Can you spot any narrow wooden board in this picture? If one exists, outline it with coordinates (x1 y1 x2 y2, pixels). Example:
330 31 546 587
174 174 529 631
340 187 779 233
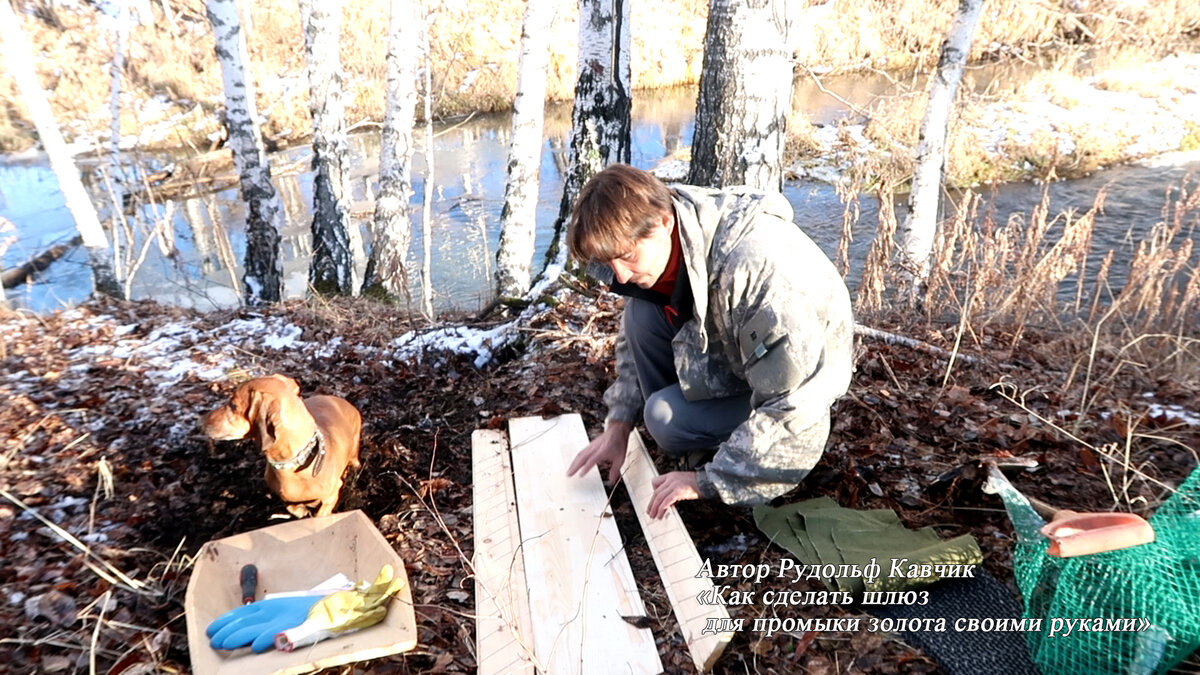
508 415 662 675
621 430 734 672
471 429 537 675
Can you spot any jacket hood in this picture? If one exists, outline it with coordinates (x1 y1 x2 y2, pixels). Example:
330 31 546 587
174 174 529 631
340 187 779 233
670 184 795 349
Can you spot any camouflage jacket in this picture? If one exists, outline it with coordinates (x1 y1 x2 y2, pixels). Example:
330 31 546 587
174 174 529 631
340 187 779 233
604 185 854 505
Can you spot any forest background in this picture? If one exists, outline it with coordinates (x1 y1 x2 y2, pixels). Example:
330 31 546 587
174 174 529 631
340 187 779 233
4 0 1199 173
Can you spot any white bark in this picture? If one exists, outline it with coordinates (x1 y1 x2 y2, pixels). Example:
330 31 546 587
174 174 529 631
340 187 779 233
0 1 122 298
206 0 284 305
899 0 987 282
688 0 792 191
550 0 632 265
364 0 420 302
0 218 14 307
182 197 215 274
495 0 557 299
159 0 178 31
299 0 355 295
202 192 243 293
420 22 435 319
108 0 130 170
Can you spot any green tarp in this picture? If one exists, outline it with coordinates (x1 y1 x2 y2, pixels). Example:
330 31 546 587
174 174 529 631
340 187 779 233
754 497 982 596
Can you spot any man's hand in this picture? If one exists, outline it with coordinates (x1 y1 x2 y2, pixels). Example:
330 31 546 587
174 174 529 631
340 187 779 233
567 421 631 485
647 471 700 519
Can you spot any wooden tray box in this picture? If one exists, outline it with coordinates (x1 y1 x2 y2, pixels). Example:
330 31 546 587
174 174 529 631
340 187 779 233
184 510 417 675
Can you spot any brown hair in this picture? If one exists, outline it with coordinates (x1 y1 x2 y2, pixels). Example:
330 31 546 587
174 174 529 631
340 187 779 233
567 164 674 263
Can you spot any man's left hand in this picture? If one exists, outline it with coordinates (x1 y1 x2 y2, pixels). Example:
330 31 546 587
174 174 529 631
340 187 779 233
648 471 700 519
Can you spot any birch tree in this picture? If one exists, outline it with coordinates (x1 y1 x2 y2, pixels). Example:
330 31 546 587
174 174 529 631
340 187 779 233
363 0 419 302
206 0 284 305
494 0 556 299
0 0 122 298
108 0 130 174
687 0 793 191
549 0 632 265
300 0 355 295
419 20 435 319
898 0 987 285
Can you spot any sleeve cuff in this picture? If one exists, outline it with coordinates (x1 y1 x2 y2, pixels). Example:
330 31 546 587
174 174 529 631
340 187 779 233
605 406 639 427
695 468 720 500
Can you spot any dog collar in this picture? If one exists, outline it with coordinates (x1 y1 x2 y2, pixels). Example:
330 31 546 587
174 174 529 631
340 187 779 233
268 428 326 476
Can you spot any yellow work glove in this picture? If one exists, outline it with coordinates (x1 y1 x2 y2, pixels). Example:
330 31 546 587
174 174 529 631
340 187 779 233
273 564 406 652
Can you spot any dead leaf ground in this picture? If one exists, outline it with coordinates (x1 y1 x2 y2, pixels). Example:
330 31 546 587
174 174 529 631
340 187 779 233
1 292 1196 674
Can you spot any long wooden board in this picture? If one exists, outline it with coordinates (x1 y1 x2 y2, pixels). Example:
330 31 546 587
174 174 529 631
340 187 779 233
508 415 662 675
471 429 537 675
621 430 734 672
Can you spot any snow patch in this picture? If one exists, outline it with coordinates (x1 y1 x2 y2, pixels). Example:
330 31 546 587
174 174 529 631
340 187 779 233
47 312 338 390
49 496 90 511
391 265 569 369
393 323 513 369
263 323 303 350
1147 404 1200 427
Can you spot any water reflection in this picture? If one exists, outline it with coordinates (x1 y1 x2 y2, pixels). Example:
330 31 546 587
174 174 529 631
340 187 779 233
2 75 1198 315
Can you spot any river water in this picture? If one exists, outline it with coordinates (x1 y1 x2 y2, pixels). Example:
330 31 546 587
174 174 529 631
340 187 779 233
1 70 1198 315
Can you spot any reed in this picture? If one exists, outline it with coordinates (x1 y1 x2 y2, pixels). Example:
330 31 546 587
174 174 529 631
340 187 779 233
854 172 1200 405
852 175 1198 510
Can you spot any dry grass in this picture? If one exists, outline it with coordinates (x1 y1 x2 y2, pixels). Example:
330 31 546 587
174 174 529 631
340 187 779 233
792 0 1057 72
852 174 1200 515
2 0 1198 152
854 172 1200 389
790 0 1200 72
859 42 1200 190
0 0 708 151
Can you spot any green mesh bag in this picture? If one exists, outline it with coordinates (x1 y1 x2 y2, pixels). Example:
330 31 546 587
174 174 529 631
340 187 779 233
990 465 1200 674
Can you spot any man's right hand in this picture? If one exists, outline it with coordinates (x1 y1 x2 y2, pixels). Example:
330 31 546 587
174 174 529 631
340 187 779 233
566 421 631 485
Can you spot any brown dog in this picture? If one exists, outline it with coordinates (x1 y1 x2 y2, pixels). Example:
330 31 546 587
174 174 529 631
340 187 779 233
202 374 362 518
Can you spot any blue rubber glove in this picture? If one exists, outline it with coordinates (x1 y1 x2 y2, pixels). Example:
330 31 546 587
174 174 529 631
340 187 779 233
206 595 324 653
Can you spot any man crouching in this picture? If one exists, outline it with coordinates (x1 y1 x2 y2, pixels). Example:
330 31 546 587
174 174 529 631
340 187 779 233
565 164 854 518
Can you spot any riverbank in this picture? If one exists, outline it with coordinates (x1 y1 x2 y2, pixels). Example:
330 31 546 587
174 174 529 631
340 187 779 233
2 0 1199 190
770 51 1200 188
1 290 1196 674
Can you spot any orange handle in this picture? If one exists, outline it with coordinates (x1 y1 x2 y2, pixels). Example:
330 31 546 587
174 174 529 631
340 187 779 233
1039 511 1155 557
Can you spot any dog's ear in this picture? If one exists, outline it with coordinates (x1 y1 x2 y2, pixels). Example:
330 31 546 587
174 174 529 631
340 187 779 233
229 383 252 418
262 397 284 446
271 374 301 396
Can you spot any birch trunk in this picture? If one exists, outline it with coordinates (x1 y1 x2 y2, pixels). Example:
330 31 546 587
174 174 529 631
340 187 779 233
363 0 420 302
206 0 284 305
549 0 632 267
494 0 556 299
688 0 792 191
0 1 122 298
420 22 435 319
108 0 130 173
182 198 215 274
300 0 355 295
899 0 986 284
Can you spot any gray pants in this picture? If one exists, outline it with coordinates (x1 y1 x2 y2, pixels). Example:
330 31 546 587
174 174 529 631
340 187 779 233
624 298 752 456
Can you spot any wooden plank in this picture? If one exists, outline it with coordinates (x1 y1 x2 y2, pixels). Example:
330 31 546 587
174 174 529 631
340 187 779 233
509 415 663 675
621 430 734 672
471 429 537 675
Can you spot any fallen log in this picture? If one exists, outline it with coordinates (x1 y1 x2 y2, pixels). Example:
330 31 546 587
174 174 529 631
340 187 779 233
2 236 82 289
854 322 982 365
